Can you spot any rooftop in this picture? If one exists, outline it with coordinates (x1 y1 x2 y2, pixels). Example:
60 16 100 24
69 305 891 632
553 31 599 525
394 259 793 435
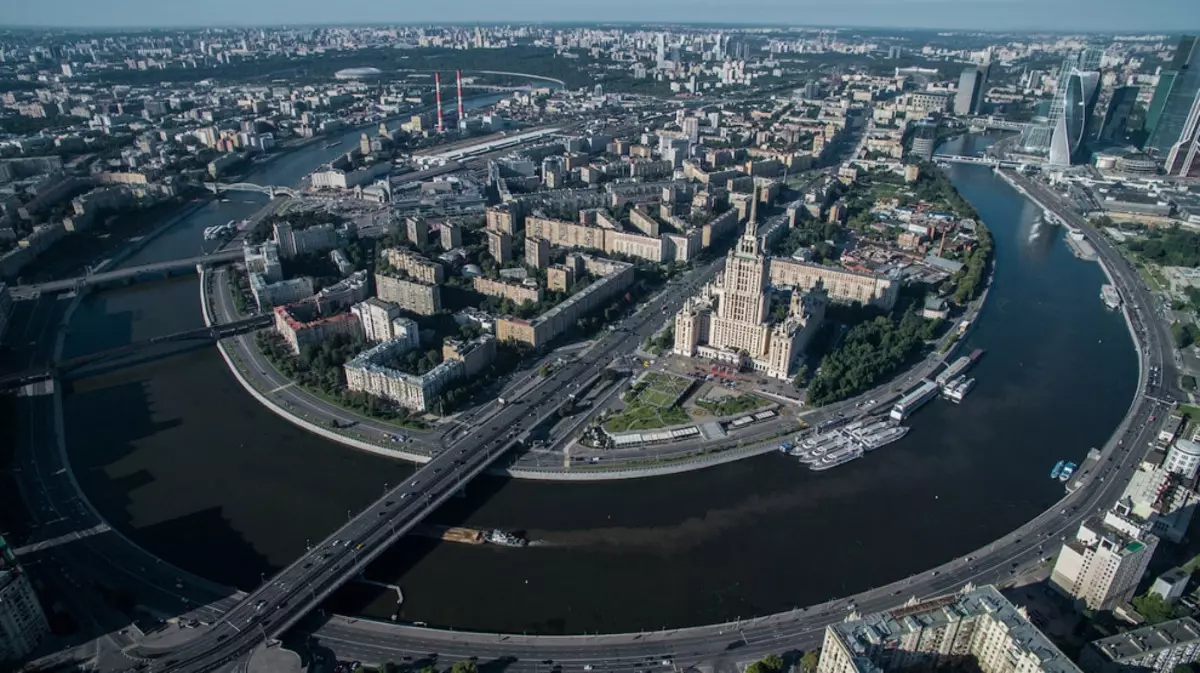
1091 617 1200 662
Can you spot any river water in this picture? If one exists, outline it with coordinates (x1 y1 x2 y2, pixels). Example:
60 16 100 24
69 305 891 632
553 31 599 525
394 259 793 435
56 132 1137 635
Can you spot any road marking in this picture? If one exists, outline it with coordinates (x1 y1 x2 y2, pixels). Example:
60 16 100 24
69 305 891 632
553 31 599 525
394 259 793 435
270 382 295 394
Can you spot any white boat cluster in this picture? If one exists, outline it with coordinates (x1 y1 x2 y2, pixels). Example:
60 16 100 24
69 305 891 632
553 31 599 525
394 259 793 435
790 418 911 472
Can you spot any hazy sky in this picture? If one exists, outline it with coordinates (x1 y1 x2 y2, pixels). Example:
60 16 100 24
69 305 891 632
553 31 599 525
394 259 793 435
4 0 1200 32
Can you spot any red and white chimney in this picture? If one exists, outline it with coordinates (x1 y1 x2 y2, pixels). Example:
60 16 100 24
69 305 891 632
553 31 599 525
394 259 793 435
435 72 445 133
456 70 465 125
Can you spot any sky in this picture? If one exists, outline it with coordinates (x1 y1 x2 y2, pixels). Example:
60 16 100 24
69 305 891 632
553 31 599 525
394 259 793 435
3 0 1199 32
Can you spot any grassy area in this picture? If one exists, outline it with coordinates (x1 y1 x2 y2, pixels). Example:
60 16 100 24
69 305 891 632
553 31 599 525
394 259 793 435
634 372 693 408
695 394 770 417
1177 404 1200 424
602 403 691 433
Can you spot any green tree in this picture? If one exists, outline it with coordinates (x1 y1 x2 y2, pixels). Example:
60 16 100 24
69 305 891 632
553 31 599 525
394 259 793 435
1132 591 1185 624
800 650 821 673
451 663 479 673
746 654 785 673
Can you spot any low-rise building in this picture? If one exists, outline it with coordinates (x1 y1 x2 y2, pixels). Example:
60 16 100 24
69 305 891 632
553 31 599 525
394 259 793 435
375 273 441 315
1080 617 1200 673
1120 464 1200 543
273 300 362 354
817 585 1078 673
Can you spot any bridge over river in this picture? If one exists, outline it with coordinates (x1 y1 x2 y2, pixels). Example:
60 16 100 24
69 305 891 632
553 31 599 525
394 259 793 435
9 249 242 298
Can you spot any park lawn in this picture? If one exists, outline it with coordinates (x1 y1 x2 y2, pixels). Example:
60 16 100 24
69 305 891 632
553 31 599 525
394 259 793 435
696 394 769 417
603 402 691 433
1177 404 1200 424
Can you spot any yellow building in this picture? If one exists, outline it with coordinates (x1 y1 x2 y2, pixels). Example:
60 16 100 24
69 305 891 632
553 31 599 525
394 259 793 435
374 273 441 315
383 248 444 284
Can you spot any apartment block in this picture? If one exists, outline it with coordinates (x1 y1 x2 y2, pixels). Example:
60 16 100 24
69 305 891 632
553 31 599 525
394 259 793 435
405 217 428 247
606 229 666 263
1080 617 1200 673
344 334 495 412
769 257 899 310
496 256 633 348
817 586 1079 673
0 537 49 663
273 221 339 258
547 264 574 292
440 222 462 250
374 273 441 316
383 248 445 284
525 236 551 269
273 300 363 354
352 298 402 343
1050 502 1160 611
487 230 513 265
485 204 521 234
473 277 541 305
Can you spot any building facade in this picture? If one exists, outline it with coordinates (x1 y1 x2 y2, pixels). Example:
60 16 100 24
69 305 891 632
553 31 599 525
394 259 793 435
817 585 1079 673
1145 36 1200 176
473 277 541 305
1050 502 1160 611
374 273 441 316
273 300 363 354
1080 617 1200 673
383 248 445 284
0 537 49 664
344 334 495 412
495 257 633 348
273 221 340 259
1049 69 1101 166
487 230 513 265
768 257 898 309
352 298 402 343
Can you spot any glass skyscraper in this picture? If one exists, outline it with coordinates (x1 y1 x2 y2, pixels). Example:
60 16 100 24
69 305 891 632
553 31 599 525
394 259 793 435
1049 70 1101 165
1021 47 1103 156
1144 35 1200 176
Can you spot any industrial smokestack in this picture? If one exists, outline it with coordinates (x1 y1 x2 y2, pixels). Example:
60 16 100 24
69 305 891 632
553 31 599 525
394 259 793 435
435 72 445 133
456 70 465 125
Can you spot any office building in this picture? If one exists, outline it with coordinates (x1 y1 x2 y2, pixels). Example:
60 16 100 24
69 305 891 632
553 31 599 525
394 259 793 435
1050 501 1159 611
1098 86 1140 144
817 585 1079 673
954 67 986 116
487 230 512 265
909 121 938 161
1145 36 1200 176
673 216 827 381
0 284 12 344
374 273 441 316
1080 617 1200 673
1023 48 1103 154
1049 69 1101 165
0 537 49 663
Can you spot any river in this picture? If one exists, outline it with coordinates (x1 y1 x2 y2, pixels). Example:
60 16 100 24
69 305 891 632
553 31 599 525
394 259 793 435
55 132 1138 635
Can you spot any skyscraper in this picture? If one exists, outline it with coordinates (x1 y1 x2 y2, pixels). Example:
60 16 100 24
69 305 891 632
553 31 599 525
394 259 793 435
1049 69 1101 165
954 67 983 116
1145 36 1200 160
1022 47 1103 155
1098 85 1140 144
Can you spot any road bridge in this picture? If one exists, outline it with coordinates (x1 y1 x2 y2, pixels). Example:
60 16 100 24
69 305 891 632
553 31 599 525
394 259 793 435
204 182 298 199
966 117 1028 132
934 154 1023 169
0 314 272 389
10 249 242 298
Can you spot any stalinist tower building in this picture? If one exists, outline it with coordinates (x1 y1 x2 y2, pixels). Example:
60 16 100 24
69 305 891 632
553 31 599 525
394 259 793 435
673 189 826 380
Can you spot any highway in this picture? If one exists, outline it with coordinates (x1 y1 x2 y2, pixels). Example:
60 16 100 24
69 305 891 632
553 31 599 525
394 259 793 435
158 245 735 672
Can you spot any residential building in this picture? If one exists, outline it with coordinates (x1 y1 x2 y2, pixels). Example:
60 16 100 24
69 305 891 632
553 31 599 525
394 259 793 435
352 298 402 343
273 300 362 354
547 264 574 292
672 218 826 381
344 334 496 412
1150 568 1191 603
313 270 369 314
250 275 313 311
374 273 441 316
440 222 462 250
487 230 513 265
383 248 445 284
0 284 11 343
273 221 339 259
909 121 938 162
525 236 551 269
769 257 898 309
1080 617 1200 673
816 585 1079 673
1164 438 1200 479
486 204 521 234
0 537 49 663
1050 502 1159 611
473 277 541 305
405 217 429 247
496 256 633 348
1119 463 1200 543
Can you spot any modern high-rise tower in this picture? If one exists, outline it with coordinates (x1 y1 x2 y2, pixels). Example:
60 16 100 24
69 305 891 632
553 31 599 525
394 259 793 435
1098 85 1140 144
1145 36 1200 161
1022 47 1103 155
954 67 984 116
1049 69 1101 165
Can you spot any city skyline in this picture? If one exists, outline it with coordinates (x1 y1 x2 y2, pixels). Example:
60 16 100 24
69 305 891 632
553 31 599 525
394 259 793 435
4 0 1200 32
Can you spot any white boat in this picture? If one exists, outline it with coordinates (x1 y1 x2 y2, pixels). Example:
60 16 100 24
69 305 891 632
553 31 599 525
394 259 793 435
850 420 893 437
811 446 864 471
943 377 976 403
799 437 848 463
890 380 939 421
862 426 910 451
